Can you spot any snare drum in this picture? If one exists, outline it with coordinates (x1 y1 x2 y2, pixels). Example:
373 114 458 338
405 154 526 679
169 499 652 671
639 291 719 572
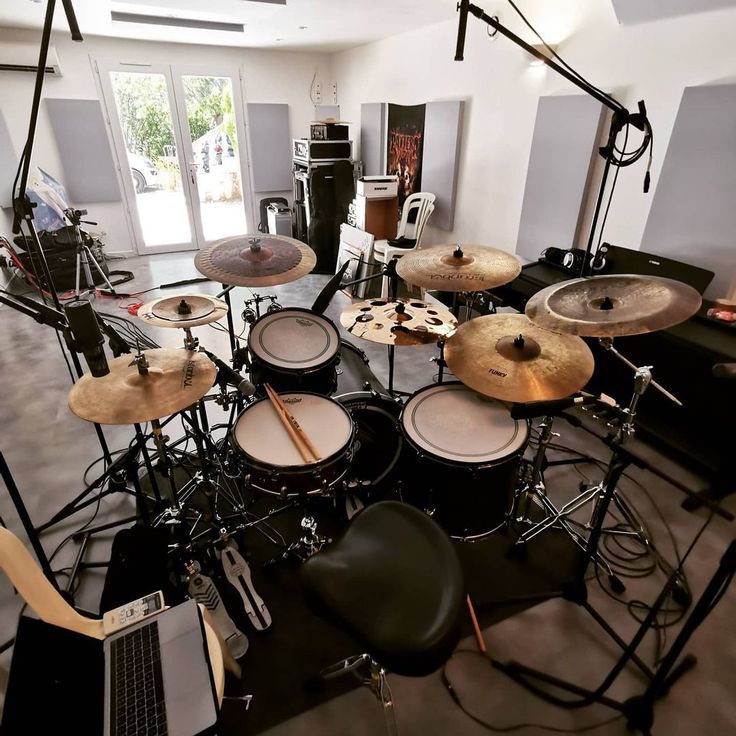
400 382 529 540
248 308 341 395
232 392 355 497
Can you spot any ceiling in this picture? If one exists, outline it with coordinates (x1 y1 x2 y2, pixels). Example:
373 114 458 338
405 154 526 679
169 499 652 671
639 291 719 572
0 0 456 53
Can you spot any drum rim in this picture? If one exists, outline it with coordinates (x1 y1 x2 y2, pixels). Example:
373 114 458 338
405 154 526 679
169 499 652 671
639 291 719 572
248 307 341 371
400 381 530 467
232 391 355 472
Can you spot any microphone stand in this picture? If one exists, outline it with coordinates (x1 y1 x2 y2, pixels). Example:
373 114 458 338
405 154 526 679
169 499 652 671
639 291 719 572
7 0 111 465
457 3 651 277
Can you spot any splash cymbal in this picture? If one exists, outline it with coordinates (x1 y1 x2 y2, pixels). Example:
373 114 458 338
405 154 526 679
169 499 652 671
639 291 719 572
68 348 216 425
444 313 594 402
194 234 316 287
138 294 228 328
525 274 702 337
396 244 522 292
340 298 457 346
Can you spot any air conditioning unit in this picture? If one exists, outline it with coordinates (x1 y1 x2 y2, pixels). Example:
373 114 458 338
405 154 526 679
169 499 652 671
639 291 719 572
0 44 62 76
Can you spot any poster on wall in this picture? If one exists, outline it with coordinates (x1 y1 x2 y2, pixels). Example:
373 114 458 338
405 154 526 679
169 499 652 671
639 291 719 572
386 103 426 208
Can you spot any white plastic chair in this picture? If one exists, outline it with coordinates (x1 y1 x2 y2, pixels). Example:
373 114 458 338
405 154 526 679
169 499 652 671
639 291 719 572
373 192 436 298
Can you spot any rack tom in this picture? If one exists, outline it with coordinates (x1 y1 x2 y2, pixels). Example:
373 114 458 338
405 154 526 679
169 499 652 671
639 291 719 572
247 308 341 394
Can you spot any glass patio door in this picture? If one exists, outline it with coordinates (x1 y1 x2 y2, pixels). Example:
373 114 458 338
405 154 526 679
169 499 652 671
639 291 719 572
97 61 252 254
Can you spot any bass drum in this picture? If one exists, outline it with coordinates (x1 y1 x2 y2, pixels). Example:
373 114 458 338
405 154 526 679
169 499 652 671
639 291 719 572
248 308 341 395
400 382 529 540
335 340 403 494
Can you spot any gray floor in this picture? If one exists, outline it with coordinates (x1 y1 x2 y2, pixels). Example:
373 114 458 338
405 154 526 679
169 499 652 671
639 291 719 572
1 252 735 735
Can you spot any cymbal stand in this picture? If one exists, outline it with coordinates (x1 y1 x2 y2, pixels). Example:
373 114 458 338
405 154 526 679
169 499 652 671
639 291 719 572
509 415 619 585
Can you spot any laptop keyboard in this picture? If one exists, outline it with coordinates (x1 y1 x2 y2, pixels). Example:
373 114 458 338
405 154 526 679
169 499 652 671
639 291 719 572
110 620 168 736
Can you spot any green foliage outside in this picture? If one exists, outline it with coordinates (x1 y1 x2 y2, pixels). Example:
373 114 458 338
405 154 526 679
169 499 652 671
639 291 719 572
110 72 238 161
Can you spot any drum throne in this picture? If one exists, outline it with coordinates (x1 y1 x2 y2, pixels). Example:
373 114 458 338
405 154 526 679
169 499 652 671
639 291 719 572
301 501 464 735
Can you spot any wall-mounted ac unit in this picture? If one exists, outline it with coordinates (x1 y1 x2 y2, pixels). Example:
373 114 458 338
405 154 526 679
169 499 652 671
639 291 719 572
0 44 62 76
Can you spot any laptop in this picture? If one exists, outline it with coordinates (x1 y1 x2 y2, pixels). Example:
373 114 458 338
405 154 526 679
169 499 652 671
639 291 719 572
1 598 218 736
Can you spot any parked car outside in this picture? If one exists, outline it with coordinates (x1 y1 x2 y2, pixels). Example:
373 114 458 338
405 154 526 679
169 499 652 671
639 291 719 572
128 152 159 193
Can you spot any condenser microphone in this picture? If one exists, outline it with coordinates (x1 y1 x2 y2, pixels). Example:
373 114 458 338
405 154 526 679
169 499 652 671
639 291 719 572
64 299 110 377
203 350 256 397
455 0 470 61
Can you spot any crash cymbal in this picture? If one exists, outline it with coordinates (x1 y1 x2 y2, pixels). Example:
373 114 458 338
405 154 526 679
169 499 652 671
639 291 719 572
525 274 702 337
138 294 228 328
445 313 594 402
340 297 457 346
194 234 316 287
396 244 521 292
68 348 216 425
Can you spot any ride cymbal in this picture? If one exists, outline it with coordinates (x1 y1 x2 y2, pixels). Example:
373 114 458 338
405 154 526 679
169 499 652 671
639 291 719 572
396 244 521 292
340 298 457 346
525 274 702 337
139 294 228 328
194 234 316 287
444 313 594 402
68 348 216 425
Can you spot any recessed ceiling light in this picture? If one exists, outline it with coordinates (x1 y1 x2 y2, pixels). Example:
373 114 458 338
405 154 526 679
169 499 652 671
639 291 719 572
275 37 284 41
298 25 308 30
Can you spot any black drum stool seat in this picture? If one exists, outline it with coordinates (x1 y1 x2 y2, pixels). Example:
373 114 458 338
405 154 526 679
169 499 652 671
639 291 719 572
301 501 464 734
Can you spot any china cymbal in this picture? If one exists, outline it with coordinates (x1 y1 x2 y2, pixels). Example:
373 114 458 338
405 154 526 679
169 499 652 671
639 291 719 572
445 314 594 402
396 244 522 292
68 348 216 425
525 274 702 337
194 234 316 287
340 298 457 346
138 294 228 328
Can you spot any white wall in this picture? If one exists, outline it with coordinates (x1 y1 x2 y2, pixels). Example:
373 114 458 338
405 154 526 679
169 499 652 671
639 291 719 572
332 0 736 263
0 28 332 253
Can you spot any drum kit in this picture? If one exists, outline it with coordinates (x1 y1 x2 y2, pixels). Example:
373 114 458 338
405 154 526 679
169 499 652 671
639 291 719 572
66 233 702 619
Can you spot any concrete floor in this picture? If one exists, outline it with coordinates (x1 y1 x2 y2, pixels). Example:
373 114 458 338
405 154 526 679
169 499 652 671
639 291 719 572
1 251 735 735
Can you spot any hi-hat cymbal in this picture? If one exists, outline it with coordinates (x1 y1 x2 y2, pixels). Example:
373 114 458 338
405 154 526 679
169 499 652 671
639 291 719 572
445 314 594 402
194 234 316 287
340 298 457 346
396 244 522 292
68 348 216 425
525 274 702 337
138 294 228 328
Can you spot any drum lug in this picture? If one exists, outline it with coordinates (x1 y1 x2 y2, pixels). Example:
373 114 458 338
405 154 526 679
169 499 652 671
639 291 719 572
279 485 289 501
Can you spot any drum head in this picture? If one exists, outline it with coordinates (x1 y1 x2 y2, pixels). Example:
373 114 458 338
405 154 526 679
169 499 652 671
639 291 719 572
234 393 353 467
401 383 528 464
249 309 340 370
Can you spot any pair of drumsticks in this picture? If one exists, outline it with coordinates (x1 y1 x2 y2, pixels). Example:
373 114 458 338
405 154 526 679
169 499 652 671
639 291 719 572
264 384 321 464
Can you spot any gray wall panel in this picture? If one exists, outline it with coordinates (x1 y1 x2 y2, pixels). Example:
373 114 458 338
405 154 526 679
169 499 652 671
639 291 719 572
612 0 736 25
45 98 121 203
422 100 464 231
0 111 17 209
516 94 604 261
246 103 291 192
360 103 386 176
641 83 736 298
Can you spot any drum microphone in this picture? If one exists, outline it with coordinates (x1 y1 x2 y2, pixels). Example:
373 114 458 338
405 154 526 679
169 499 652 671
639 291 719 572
202 350 255 397
64 299 110 377
510 393 616 420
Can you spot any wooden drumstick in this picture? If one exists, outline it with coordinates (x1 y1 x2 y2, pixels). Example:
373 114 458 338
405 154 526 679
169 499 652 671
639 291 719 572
264 384 322 461
264 386 312 463
466 594 487 654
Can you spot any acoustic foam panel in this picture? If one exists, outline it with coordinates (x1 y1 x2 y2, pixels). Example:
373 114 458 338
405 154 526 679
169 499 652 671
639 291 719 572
0 111 17 208
246 103 291 192
641 83 736 299
44 98 121 203
516 94 604 262
360 103 386 177
611 0 736 25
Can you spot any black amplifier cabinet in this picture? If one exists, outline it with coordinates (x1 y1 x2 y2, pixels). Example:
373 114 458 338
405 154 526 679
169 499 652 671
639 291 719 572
293 138 352 164
485 262 736 488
